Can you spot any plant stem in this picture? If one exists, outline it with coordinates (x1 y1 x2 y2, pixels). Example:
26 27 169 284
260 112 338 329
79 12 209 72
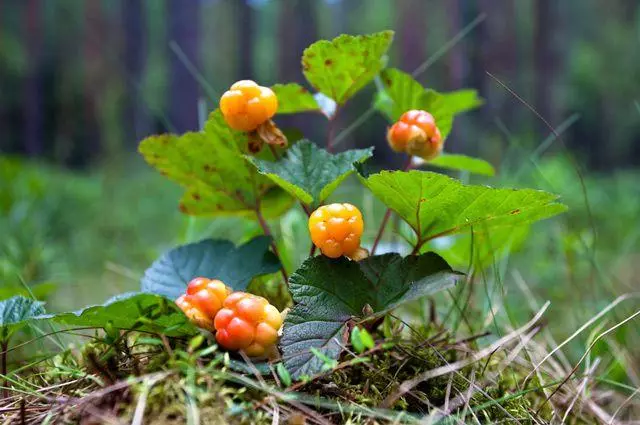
371 156 414 256
255 207 288 283
326 108 340 152
371 209 392 255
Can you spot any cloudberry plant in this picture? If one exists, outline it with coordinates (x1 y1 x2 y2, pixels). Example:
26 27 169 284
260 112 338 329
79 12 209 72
387 109 443 160
220 80 278 131
214 292 283 357
309 203 364 258
175 277 232 331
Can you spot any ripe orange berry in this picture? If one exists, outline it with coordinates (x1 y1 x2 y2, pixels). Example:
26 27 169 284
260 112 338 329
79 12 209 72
220 80 278 132
386 110 443 160
214 292 283 357
309 203 364 258
175 277 232 331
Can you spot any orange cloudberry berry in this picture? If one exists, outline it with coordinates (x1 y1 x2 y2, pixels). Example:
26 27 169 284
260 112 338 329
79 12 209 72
214 292 283 357
220 80 278 132
175 277 232 331
386 110 443 160
309 203 364 259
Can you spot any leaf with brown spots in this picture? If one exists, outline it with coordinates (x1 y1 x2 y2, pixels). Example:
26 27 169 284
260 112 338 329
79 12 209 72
271 83 321 115
302 31 394 105
139 110 293 219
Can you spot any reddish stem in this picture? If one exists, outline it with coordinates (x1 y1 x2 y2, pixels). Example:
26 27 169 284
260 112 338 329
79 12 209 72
371 156 414 255
255 208 288 283
371 209 392 255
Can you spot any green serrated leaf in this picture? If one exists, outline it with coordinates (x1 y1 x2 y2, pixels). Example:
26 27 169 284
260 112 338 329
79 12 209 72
280 252 457 378
141 236 281 300
0 296 46 341
302 31 394 105
376 68 483 140
139 110 293 219
436 225 530 270
359 169 567 243
249 140 373 205
35 293 196 337
271 83 320 114
426 153 496 176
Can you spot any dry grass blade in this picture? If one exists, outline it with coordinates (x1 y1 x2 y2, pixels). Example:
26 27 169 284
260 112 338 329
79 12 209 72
536 308 640 415
381 302 550 408
524 293 640 386
561 358 601 423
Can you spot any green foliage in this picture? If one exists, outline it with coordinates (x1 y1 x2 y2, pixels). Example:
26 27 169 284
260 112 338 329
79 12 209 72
426 153 496 176
281 253 458 378
0 296 45 341
39 293 195 337
375 68 483 139
141 236 281 300
359 169 567 244
139 110 293 219
249 140 372 206
302 31 394 105
271 83 321 114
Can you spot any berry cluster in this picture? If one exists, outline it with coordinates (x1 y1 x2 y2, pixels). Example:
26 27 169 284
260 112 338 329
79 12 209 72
309 203 364 259
176 277 283 358
387 110 443 160
220 80 278 132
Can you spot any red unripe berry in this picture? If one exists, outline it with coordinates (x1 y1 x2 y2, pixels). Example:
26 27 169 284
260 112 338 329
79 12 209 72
387 110 443 160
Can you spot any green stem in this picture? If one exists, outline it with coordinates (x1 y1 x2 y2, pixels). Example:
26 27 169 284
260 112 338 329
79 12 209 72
255 207 288 283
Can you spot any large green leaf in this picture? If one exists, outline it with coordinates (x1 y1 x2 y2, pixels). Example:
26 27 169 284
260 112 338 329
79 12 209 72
281 253 458 378
139 110 293 219
271 83 320 114
359 169 567 244
248 140 373 205
302 31 394 105
375 68 483 139
426 153 496 176
0 296 46 341
436 225 530 270
36 293 195 337
141 236 280 300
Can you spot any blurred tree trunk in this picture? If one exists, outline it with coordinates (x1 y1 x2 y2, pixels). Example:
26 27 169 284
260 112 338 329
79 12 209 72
533 0 557 126
122 0 150 144
168 0 199 132
83 0 104 163
278 0 317 83
23 0 43 156
397 0 426 73
236 0 254 79
277 0 319 142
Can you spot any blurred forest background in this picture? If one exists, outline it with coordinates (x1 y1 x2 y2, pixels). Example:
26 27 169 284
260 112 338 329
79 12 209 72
1 0 640 169
1 0 639 367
